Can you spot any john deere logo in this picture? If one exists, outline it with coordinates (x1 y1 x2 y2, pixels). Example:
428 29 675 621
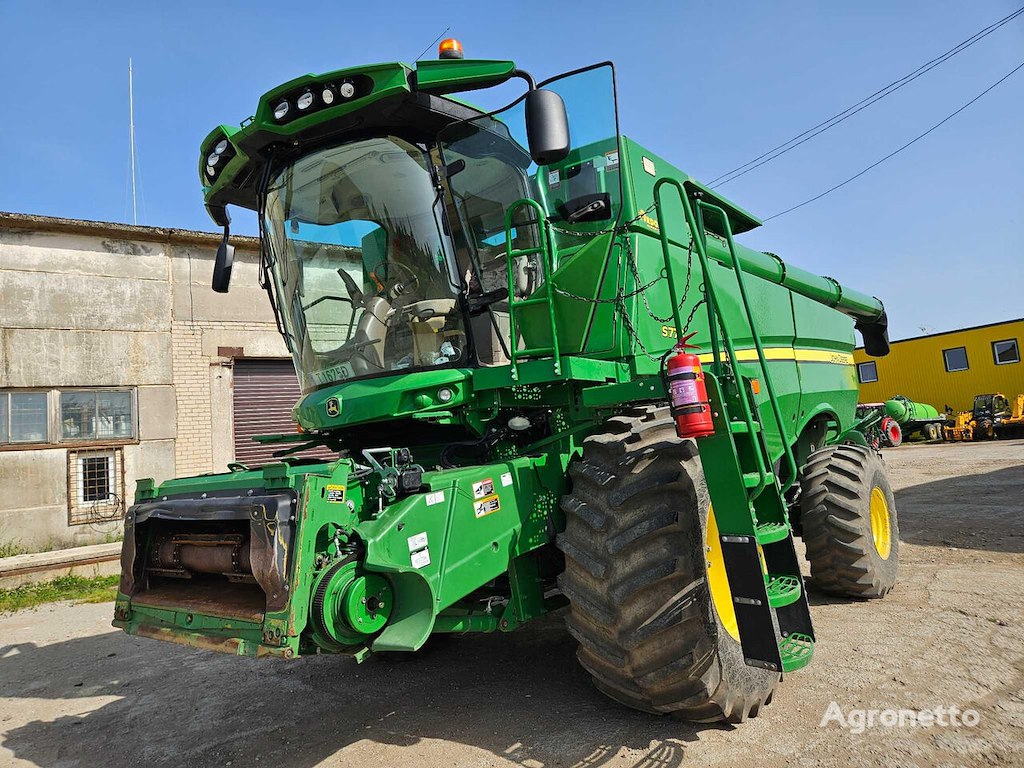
325 397 340 417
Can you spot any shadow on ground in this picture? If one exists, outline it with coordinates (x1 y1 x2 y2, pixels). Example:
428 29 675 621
1 613 718 768
893 464 1024 554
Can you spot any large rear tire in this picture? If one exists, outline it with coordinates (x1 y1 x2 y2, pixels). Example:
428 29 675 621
799 444 899 598
557 407 778 722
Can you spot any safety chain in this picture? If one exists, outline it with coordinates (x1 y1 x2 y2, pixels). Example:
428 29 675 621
544 202 707 362
545 203 658 239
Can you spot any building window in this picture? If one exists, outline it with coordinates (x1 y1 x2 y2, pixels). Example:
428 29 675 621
67 447 124 525
60 389 135 441
943 346 969 372
1 388 136 449
0 391 49 444
992 339 1020 366
857 361 878 383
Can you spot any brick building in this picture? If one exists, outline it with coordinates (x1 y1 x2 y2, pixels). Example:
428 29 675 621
0 212 304 551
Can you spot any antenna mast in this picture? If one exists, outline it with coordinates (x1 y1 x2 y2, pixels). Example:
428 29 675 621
129 58 137 225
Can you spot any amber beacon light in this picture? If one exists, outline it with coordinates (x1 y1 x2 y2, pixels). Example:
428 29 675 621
438 38 464 59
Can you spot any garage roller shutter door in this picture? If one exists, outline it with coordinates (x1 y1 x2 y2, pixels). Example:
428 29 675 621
232 359 334 467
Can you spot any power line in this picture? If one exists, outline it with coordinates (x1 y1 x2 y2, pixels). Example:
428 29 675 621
708 5 1024 187
763 58 1024 222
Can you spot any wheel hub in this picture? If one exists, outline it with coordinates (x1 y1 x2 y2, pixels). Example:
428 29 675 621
310 559 393 649
869 486 892 560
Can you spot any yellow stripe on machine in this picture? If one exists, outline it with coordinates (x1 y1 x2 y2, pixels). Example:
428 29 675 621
695 347 854 365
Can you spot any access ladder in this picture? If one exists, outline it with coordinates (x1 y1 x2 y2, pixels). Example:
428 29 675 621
653 178 814 673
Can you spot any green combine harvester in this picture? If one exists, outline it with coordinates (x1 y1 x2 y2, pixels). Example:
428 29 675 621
114 44 898 722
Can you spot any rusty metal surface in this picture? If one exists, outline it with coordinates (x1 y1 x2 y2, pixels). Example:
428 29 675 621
131 624 291 658
132 582 266 623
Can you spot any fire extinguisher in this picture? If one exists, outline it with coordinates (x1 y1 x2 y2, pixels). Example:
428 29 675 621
665 332 715 439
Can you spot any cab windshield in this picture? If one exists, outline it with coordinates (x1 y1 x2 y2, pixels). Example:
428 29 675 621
263 136 466 391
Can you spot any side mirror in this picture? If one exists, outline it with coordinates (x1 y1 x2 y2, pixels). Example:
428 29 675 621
525 89 570 165
212 227 234 293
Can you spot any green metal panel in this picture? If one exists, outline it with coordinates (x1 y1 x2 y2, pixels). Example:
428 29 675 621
293 369 472 432
413 59 517 94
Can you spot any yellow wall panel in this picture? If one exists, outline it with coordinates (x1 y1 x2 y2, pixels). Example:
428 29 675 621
854 319 1024 413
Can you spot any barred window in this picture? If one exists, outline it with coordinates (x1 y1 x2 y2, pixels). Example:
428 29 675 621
68 447 125 525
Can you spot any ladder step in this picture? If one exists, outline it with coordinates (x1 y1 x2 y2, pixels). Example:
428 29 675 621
779 632 815 672
729 420 762 434
755 521 791 545
742 471 775 488
765 574 802 608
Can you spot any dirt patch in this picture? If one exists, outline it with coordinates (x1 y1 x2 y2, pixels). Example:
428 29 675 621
1 441 1022 767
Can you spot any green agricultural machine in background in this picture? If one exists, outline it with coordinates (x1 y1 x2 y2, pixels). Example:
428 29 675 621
114 46 899 722
884 396 945 441
858 395 946 447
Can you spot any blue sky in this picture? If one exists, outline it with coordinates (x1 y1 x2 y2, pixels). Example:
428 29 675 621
1 1 1021 340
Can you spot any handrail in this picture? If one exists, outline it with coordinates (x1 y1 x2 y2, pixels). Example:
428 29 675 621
696 199 799 494
652 178 769 496
504 198 561 380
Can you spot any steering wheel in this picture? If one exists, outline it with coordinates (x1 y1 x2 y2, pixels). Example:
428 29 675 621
377 260 421 300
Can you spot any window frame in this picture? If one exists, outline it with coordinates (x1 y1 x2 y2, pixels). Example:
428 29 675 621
0 387 138 451
58 387 137 443
0 389 52 446
992 338 1020 366
942 346 970 373
856 360 878 384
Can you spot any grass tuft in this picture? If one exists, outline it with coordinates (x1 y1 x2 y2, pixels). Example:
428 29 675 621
0 575 120 614
0 541 29 559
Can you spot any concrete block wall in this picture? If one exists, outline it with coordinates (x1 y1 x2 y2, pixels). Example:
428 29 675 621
0 214 286 552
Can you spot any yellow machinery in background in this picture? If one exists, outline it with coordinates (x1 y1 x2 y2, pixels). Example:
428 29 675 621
943 393 1024 441
997 394 1024 438
943 410 975 442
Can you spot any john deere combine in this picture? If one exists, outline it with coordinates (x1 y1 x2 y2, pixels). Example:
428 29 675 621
114 45 898 722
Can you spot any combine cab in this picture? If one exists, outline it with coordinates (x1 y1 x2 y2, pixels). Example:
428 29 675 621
114 43 898 722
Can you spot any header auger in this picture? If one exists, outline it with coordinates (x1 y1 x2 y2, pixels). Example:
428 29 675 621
115 43 897 723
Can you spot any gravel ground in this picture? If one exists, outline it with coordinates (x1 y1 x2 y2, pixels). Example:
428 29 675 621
1 440 1022 768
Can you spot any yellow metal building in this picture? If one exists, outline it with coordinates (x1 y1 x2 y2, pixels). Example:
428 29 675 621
854 318 1024 413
